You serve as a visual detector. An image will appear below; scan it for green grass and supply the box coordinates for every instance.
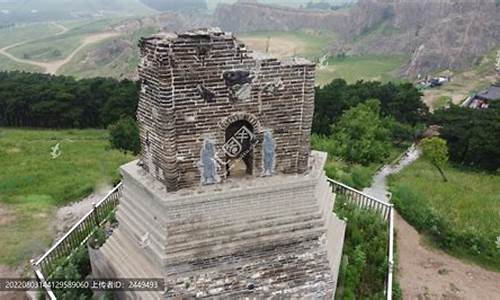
[240,30,332,60]
[0,128,134,266]
[434,95,452,110]
[0,55,43,72]
[0,0,154,23]
[423,48,500,108]
[312,134,408,189]
[60,26,159,79]
[316,55,408,85]
[389,159,500,271]
[335,197,399,299]
[6,18,123,62]
[8,35,82,61]
[206,0,319,11]
[0,23,62,49]
[239,30,408,87]
[324,146,405,190]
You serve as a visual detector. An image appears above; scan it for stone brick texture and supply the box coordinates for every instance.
[137,28,315,192]
[92,151,344,298]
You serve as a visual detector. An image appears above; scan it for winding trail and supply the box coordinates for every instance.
[0,22,119,74]
[363,146,500,299]
[363,144,420,202]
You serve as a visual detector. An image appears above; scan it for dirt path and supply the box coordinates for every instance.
[363,144,420,202]
[0,22,119,74]
[43,32,120,74]
[50,22,69,35]
[52,184,113,240]
[395,213,500,300]
[0,186,112,299]
[363,146,500,299]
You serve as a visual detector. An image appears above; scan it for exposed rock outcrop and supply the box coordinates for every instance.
[214,0,348,33]
[213,0,500,76]
[347,0,500,76]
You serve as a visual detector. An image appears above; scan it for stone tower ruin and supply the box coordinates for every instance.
[137,28,314,191]
[93,28,346,299]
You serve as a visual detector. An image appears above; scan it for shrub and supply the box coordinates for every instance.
[88,227,107,250]
[350,165,373,188]
[49,246,92,299]
[311,133,337,156]
[108,116,141,155]
[108,211,119,227]
[335,197,397,299]
[331,99,391,165]
[391,185,500,270]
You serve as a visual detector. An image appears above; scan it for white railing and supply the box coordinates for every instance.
[327,178,395,300]
[32,178,394,299]
[32,182,123,299]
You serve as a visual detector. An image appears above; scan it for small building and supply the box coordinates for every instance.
[466,84,500,109]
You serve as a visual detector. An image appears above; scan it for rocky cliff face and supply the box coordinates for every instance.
[214,0,348,32]
[347,0,500,76]
[213,0,500,76]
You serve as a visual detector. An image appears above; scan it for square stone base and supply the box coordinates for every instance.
[93,151,346,299]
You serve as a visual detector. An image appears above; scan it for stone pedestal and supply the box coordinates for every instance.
[93,151,346,299]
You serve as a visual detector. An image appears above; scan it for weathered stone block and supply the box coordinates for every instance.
[137,28,315,192]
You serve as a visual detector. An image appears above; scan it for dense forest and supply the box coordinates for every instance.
[432,106,500,171]
[2,72,498,171]
[312,79,428,136]
[0,71,138,128]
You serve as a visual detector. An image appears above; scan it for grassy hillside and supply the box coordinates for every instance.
[238,31,406,86]
[240,30,331,59]
[316,55,408,85]
[0,0,154,24]
[0,55,43,72]
[6,18,123,62]
[60,26,159,79]
[207,0,354,11]
[389,159,500,270]
[0,22,407,84]
[0,128,134,266]
[422,48,500,110]
[0,23,62,48]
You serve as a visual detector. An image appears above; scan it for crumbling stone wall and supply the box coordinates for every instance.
[137,28,315,191]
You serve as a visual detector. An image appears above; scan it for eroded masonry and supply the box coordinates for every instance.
[92,28,346,299]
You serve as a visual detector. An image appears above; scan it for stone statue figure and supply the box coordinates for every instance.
[262,131,276,176]
[198,138,219,185]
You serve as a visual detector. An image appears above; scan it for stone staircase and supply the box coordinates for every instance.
[155,187,337,297]
[164,233,335,298]
[94,152,345,298]
[95,228,163,300]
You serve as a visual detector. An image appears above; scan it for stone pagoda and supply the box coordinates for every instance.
[93,28,346,299]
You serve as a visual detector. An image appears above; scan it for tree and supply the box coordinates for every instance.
[420,137,449,182]
[108,116,141,155]
[331,99,391,165]
[431,106,500,171]
[312,79,427,135]
[0,71,138,128]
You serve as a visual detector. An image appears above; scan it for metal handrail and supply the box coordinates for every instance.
[33,267,56,300]
[327,178,392,207]
[327,177,394,300]
[32,182,123,299]
[387,207,395,300]
[33,178,394,299]
[34,182,122,266]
